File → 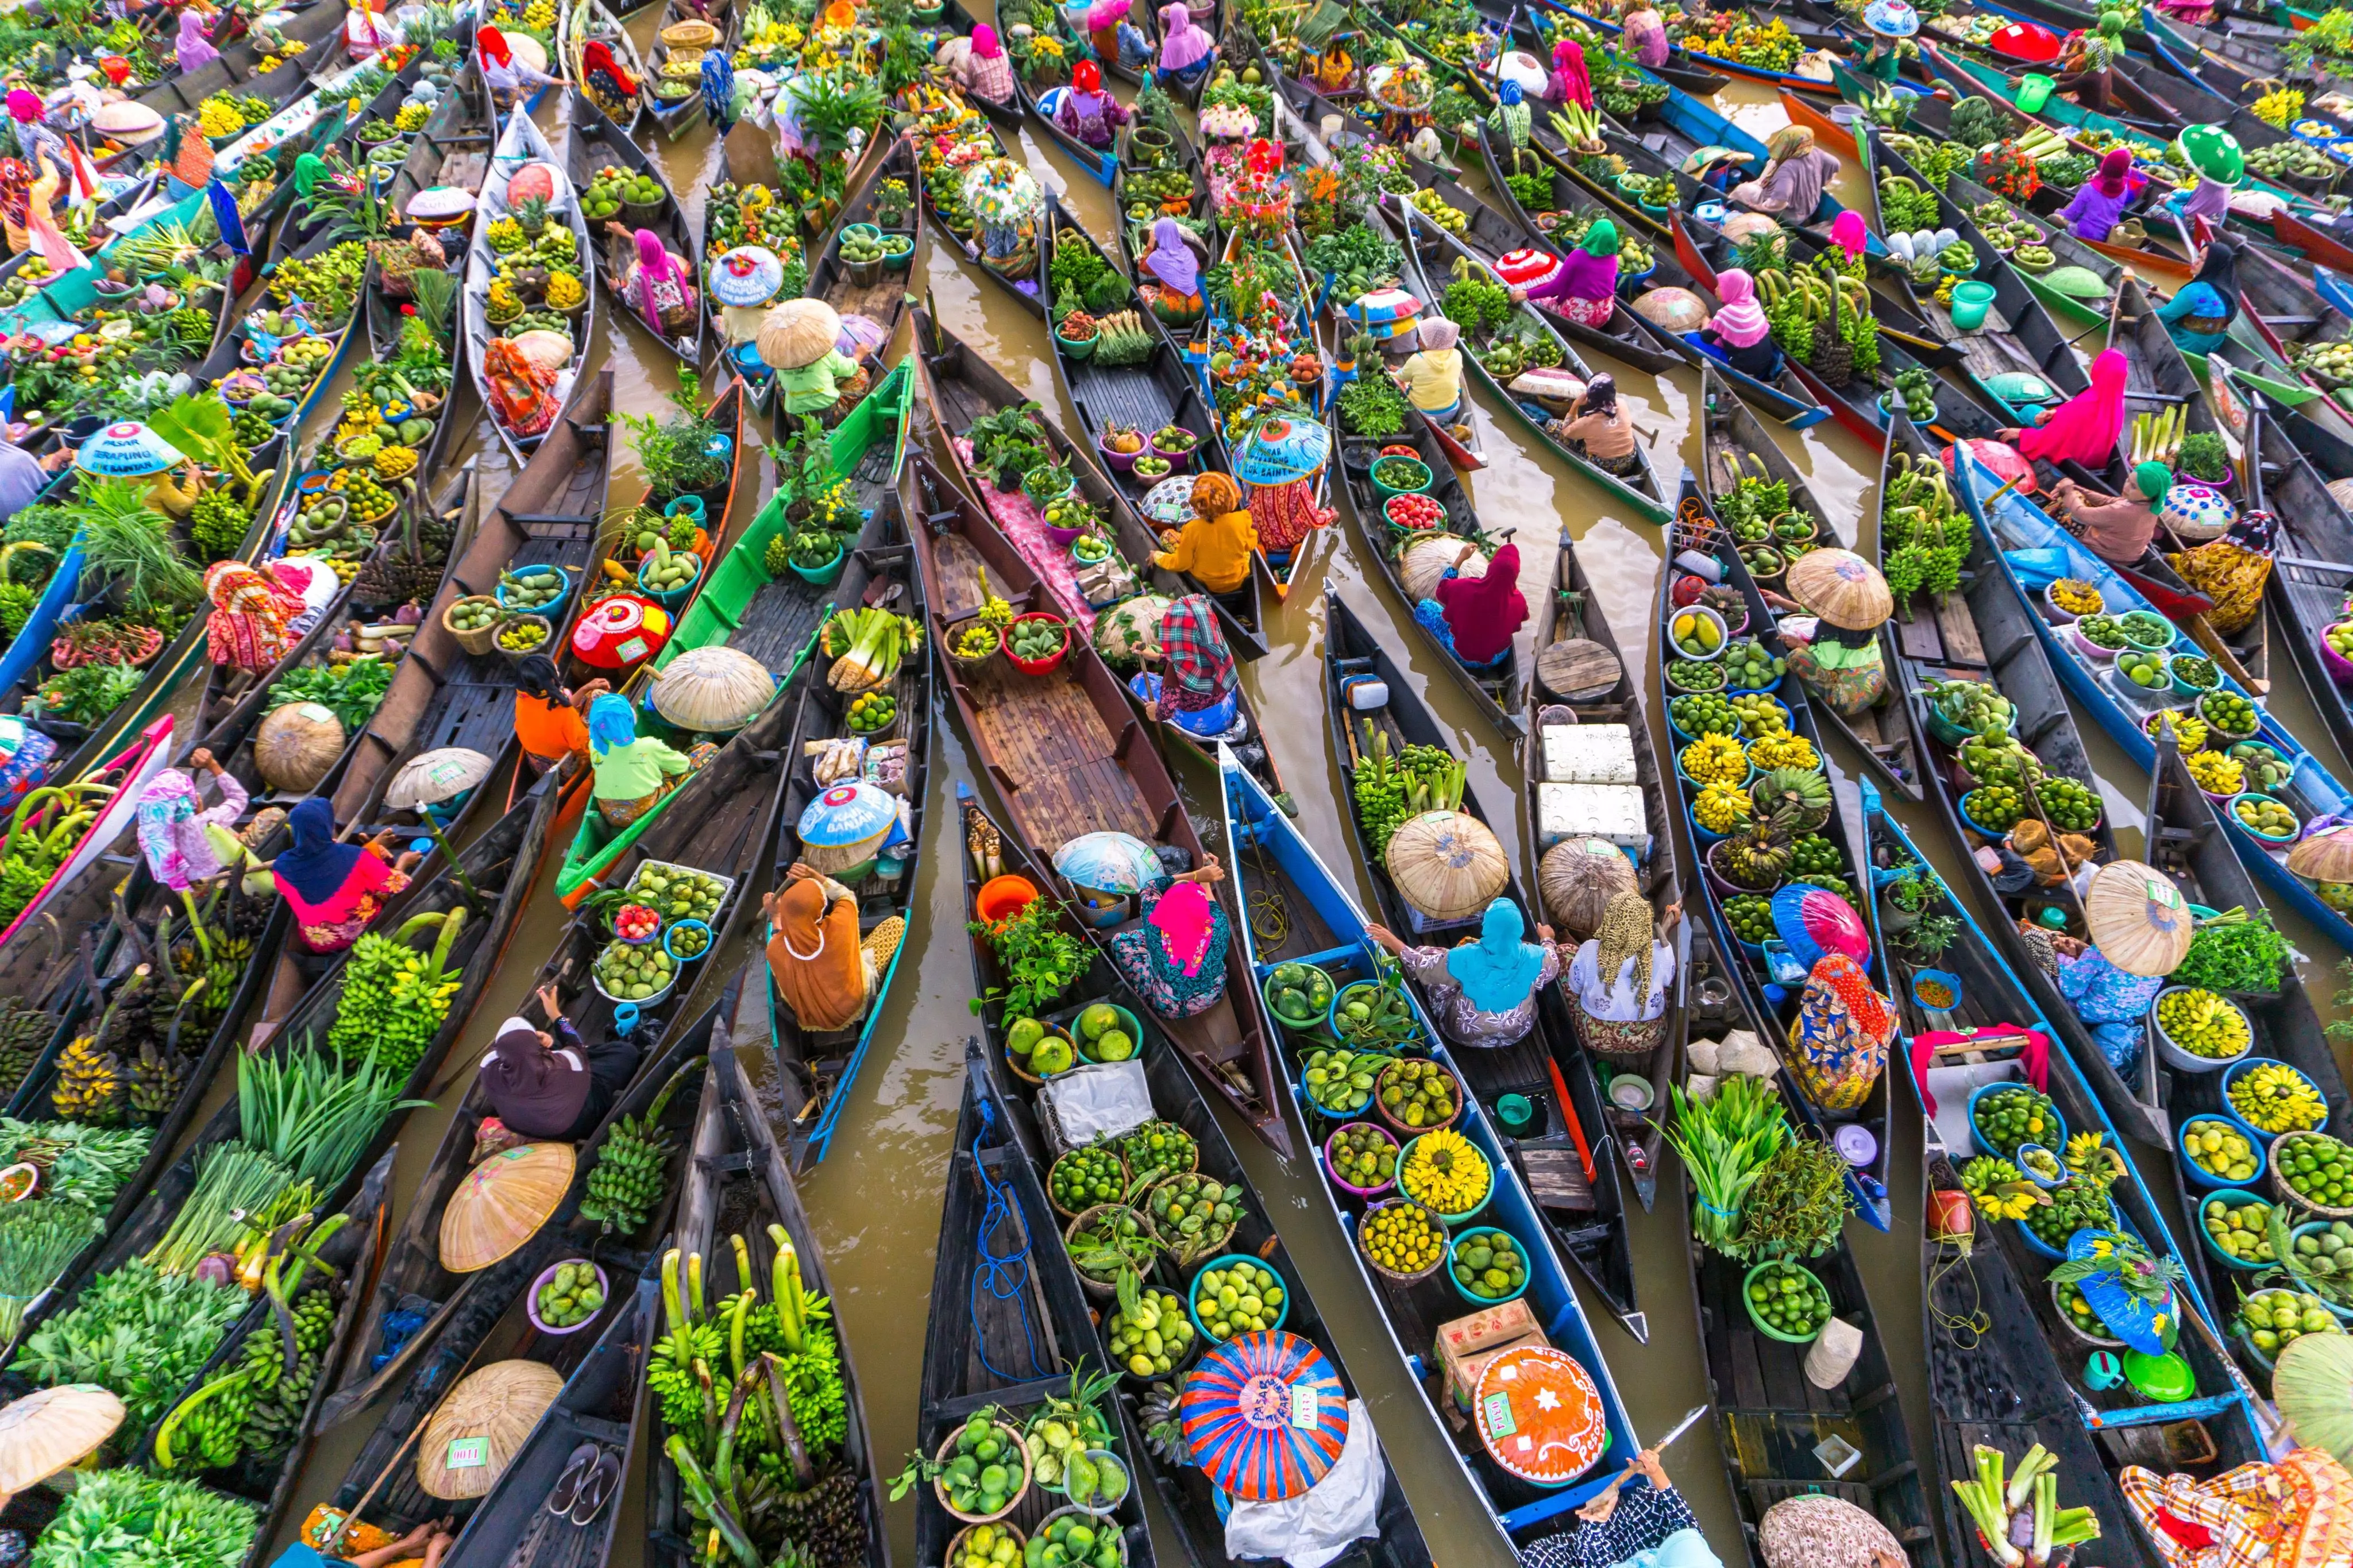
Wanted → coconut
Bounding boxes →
[504,161,556,208]
[253,702,345,792]
[1401,536,1487,603]
[650,644,775,732]
[1631,287,1710,335]
[1538,837,1640,939]
[1091,594,1174,671]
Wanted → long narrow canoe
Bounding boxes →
[464,107,597,466]
[568,87,708,365]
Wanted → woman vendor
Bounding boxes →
[1156,3,1215,87]
[1414,540,1527,669]
[1731,126,1839,220]
[270,1514,456,1568]
[1523,1448,1722,1568]
[587,694,713,828]
[709,245,783,360]
[580,38,639,110]
[1762,548,1893,717]
[1551,373,1640,476]
[1488,79,1534,168]
[1565,893,1680,1057]
[513,655,608,771]
[203,559,303,673]
[1548,37,1594,109]
[1695,268,1782,380]
[1509,221,1620,327]
[762,299,867,422]
[1758,1496,1908,1568]
[2166,123,2241,229]
[1129,596,1241,740]
[477,27,564,108]
[2000,347,2128,469]
[1108,854,1232,1018]
[1136,217,1205,323]
[1152,472,1256,594]
[1395,315,1466,427]
[1055,60,1129,149]
[1787,952,1896,1110]
[5,91,65,172]
[606,223,697,338]
[1618,0,1671,68]
[2120,1446,2353,1568]
[765,862,908,1032]
[1368,898,1558,1048]
[2054,11,2128,113]
[134,749,247,895]
[2155,239,2240,356]
[955,25,1017,105]
[2057,148,2142,243]
[271,797,422,956]
[479,983,642,1141]
[1852,0,1916,84]
[2048,462,2171,565]
[175,9,218,74]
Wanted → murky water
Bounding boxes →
[259,32,2353,1568]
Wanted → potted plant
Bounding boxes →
[874,176,913,231]
[616,374,731,504]
[1879,865,1945,932]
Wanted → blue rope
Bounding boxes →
[969,1099,1047,1381]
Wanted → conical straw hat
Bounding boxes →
[0,1386,121,1494]
[438,1142,576,1273]
[388,747,494,809]
[2081,859,2192,977]
[2289,825,2353,886]
[415,1360,563,1499]
[1785,549,1893,631]
[1384,810,1508,922]
[757,298,843,371]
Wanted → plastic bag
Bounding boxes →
[1038,1061,1154,1154]
[1223,1400,1383,1568]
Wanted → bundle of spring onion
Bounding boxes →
[2129,406,2188,468]
[1657,1074,1789,1254]
[823,607,923,692]
[0,1202,102,1342]
[144,1145,299,1278]
[240,1041,425,1190]
[1950,1443,2101,1567]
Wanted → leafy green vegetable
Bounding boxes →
[1337,376,1410,440]
[264,658,396,732]
[0,1119,153,1211]
[2171,909,2288,995]
[13,1257,247,1430]
[30,1466,259,1568]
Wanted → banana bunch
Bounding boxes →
[52,1035,122,1124]
[127,1040,184,1119]
[2231,1061,2327,1133]
[157,1286,335,1471]
[578,1104,674,1235]
[2254,85,2305,127]
[328,909,466,1076]
[648,1319,725,1430]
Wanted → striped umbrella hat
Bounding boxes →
[1179,1330,1348,1501]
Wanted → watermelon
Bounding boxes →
[506,161,557,207]
[2041,265,2110,300]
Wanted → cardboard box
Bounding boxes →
[1537,782,1651,855]
[1434,1299,1550,1412]
[1542,724,1637,785]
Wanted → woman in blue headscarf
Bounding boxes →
[1488,77,1534,168]
[271,797,422,956]
[1367,898,1560,1047]
[587,694,715,829]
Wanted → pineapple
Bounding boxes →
[513,194,549,236]
[52,1034,122,1123]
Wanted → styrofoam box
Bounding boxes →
[1542,724,1637,785]
[1537,782,1652,855]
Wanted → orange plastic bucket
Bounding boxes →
[975,875,1039,924]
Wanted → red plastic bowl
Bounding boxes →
[1005,612,1070,675]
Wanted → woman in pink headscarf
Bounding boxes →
[1829,210,1867,266]
[957,24,1015,105]
[1156,2,1215,87]
[608,225,697,338]
[1548,37,1594,109]
[176,10,218,74]
[1108,854,1232,1018]
[1698,268,1783,381]
[6,92,64,172]
[2058,148,2141,242]
[2003,349,2128,470]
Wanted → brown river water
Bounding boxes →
[234,27,2353,1567]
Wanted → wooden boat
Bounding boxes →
[1032,211,1282,655]
[1327,401,1526,738]
[934,0,1027,127]
[1321,589,1644,1335]
[260,52,428,273]
[922,112,1045,318]
[747,496,931,1171]
[903,454,1291,1156]
[643,0,733,138]
[1954,440,2353,965]
[1113,88,1218,299]
[566,0,649,134]
[1220,748,1650,1546]
[1521,530,1683,1210]
[1657,478,1898,1229]
[2253,395,2353,765]
[1697,366,1927,801]
[915,319,1294,810]
[1518,0,1842,91]
[1010,6,1127,183]
[959,795,1437,1568]
[1668,922,1945,1566]
[566,91,706,366]
[556,362,913,905]
[464,106,597,467]
[1889,793,2274,1566]
[913,1060,1156,1568]
[794,136,923,431]
[2142,4,2301,100]
[646,1035,888,1568]
[314,990,718,1430]
[1393,204,1672,520]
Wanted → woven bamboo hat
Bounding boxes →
[415,1360,564,1499]
[0,1386,122,1495]
[388,747,493,809]
[757,298,843,371]
[2082,859,2192,977]
[651,644,776,731]
[2289,825,2353,886]
[1785,549,1893,631]
[438,1142,576,1273]
[1384,810,1507,922]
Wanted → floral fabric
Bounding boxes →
[1109,877,1231,1018]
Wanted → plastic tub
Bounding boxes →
[1004,612,1071,675]
[1949,280,1997,332]
[1445,1225,1532,1307]
[1966,1080,2066,1161]
[788,540,846,586]
[526,1258,610,1335]
[2150,985,2254,1074]
[2168,650,2223,697]
[1148,428,1198,473]
[1368,455,1433,502]
[493,561,573,613]
[1740,1260,1830,1344]
[1324,1122,1399,1201]
[2069,620,2124,662]
[1070,1002,1142,1065]
[1396,1132,1493,1223]
[2179,1114,2266,1192]
[2198,1188,2278,1273]
[1185,1253,1291,1343]
[637,550,704,607]
[2222,1057,2327,1140]
[974,875,1038,924]
[662,918,712,965]
[1327,980,1422,1052]
[1957,789,2023,841]
[1665,604,1730,663]
[1262,964,1333,1033]
[2015,1198,2122,1260]
[2016,72,2057,111]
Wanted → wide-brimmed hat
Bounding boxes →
[1864,0,1918,36]
[2177,123,2244,185]
[1233,415,1329,486]
[757,298,844,370]
[90,101,163,144]
[76,422,183,476]
[708,245,783,308]
[1785,548,1893,630]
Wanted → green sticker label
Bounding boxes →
[1482,1391,1515,1438]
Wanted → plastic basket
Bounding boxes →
[1004,612,1071,675]
[2197,1188,2277,1274]
[1741,1260,1830,1344]
[2179,1114,2266,1192]
[1444,1225,1531,1306]
[526,1258,609,1335]
[1185,1253,1291,1343]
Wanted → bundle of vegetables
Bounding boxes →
[823,605,923,693]
[1337,374,1410,439]
[13,1256,249,1429]
[325,909,469,1076]
[264,658,395,732]
[2130,405,2188,466]
[1881,452,1970,605]
[1093,310,1155,368]
[144,1143,306,1279]
[240,1041,421,1191]
[0,1119,152,1212]
[1727,1133,1853,1260]
[968,897,1087,1018]
[1949,1443,2100,1566]
[1303,225,1403,299]
[153,1209,346,1473]
[652,1235,866,1568]
[27,1468,259,1568]
[1879,173,1940,233]
[1351,722,1464,855]
[0,1202,103,1342]
[2170,907,2287,995]
[1659,1073,1789,1254]
[1756,258,1877,380]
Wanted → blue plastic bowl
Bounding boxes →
[662,918,712,964]
[1967,1080,2067,1162]
[1185,1253,1291,1344]
[1444,1225,1532,1307]
[2198,1188,2277,1273]
[2220,1057,2326,1140]
[2180,1114,2267,1192]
